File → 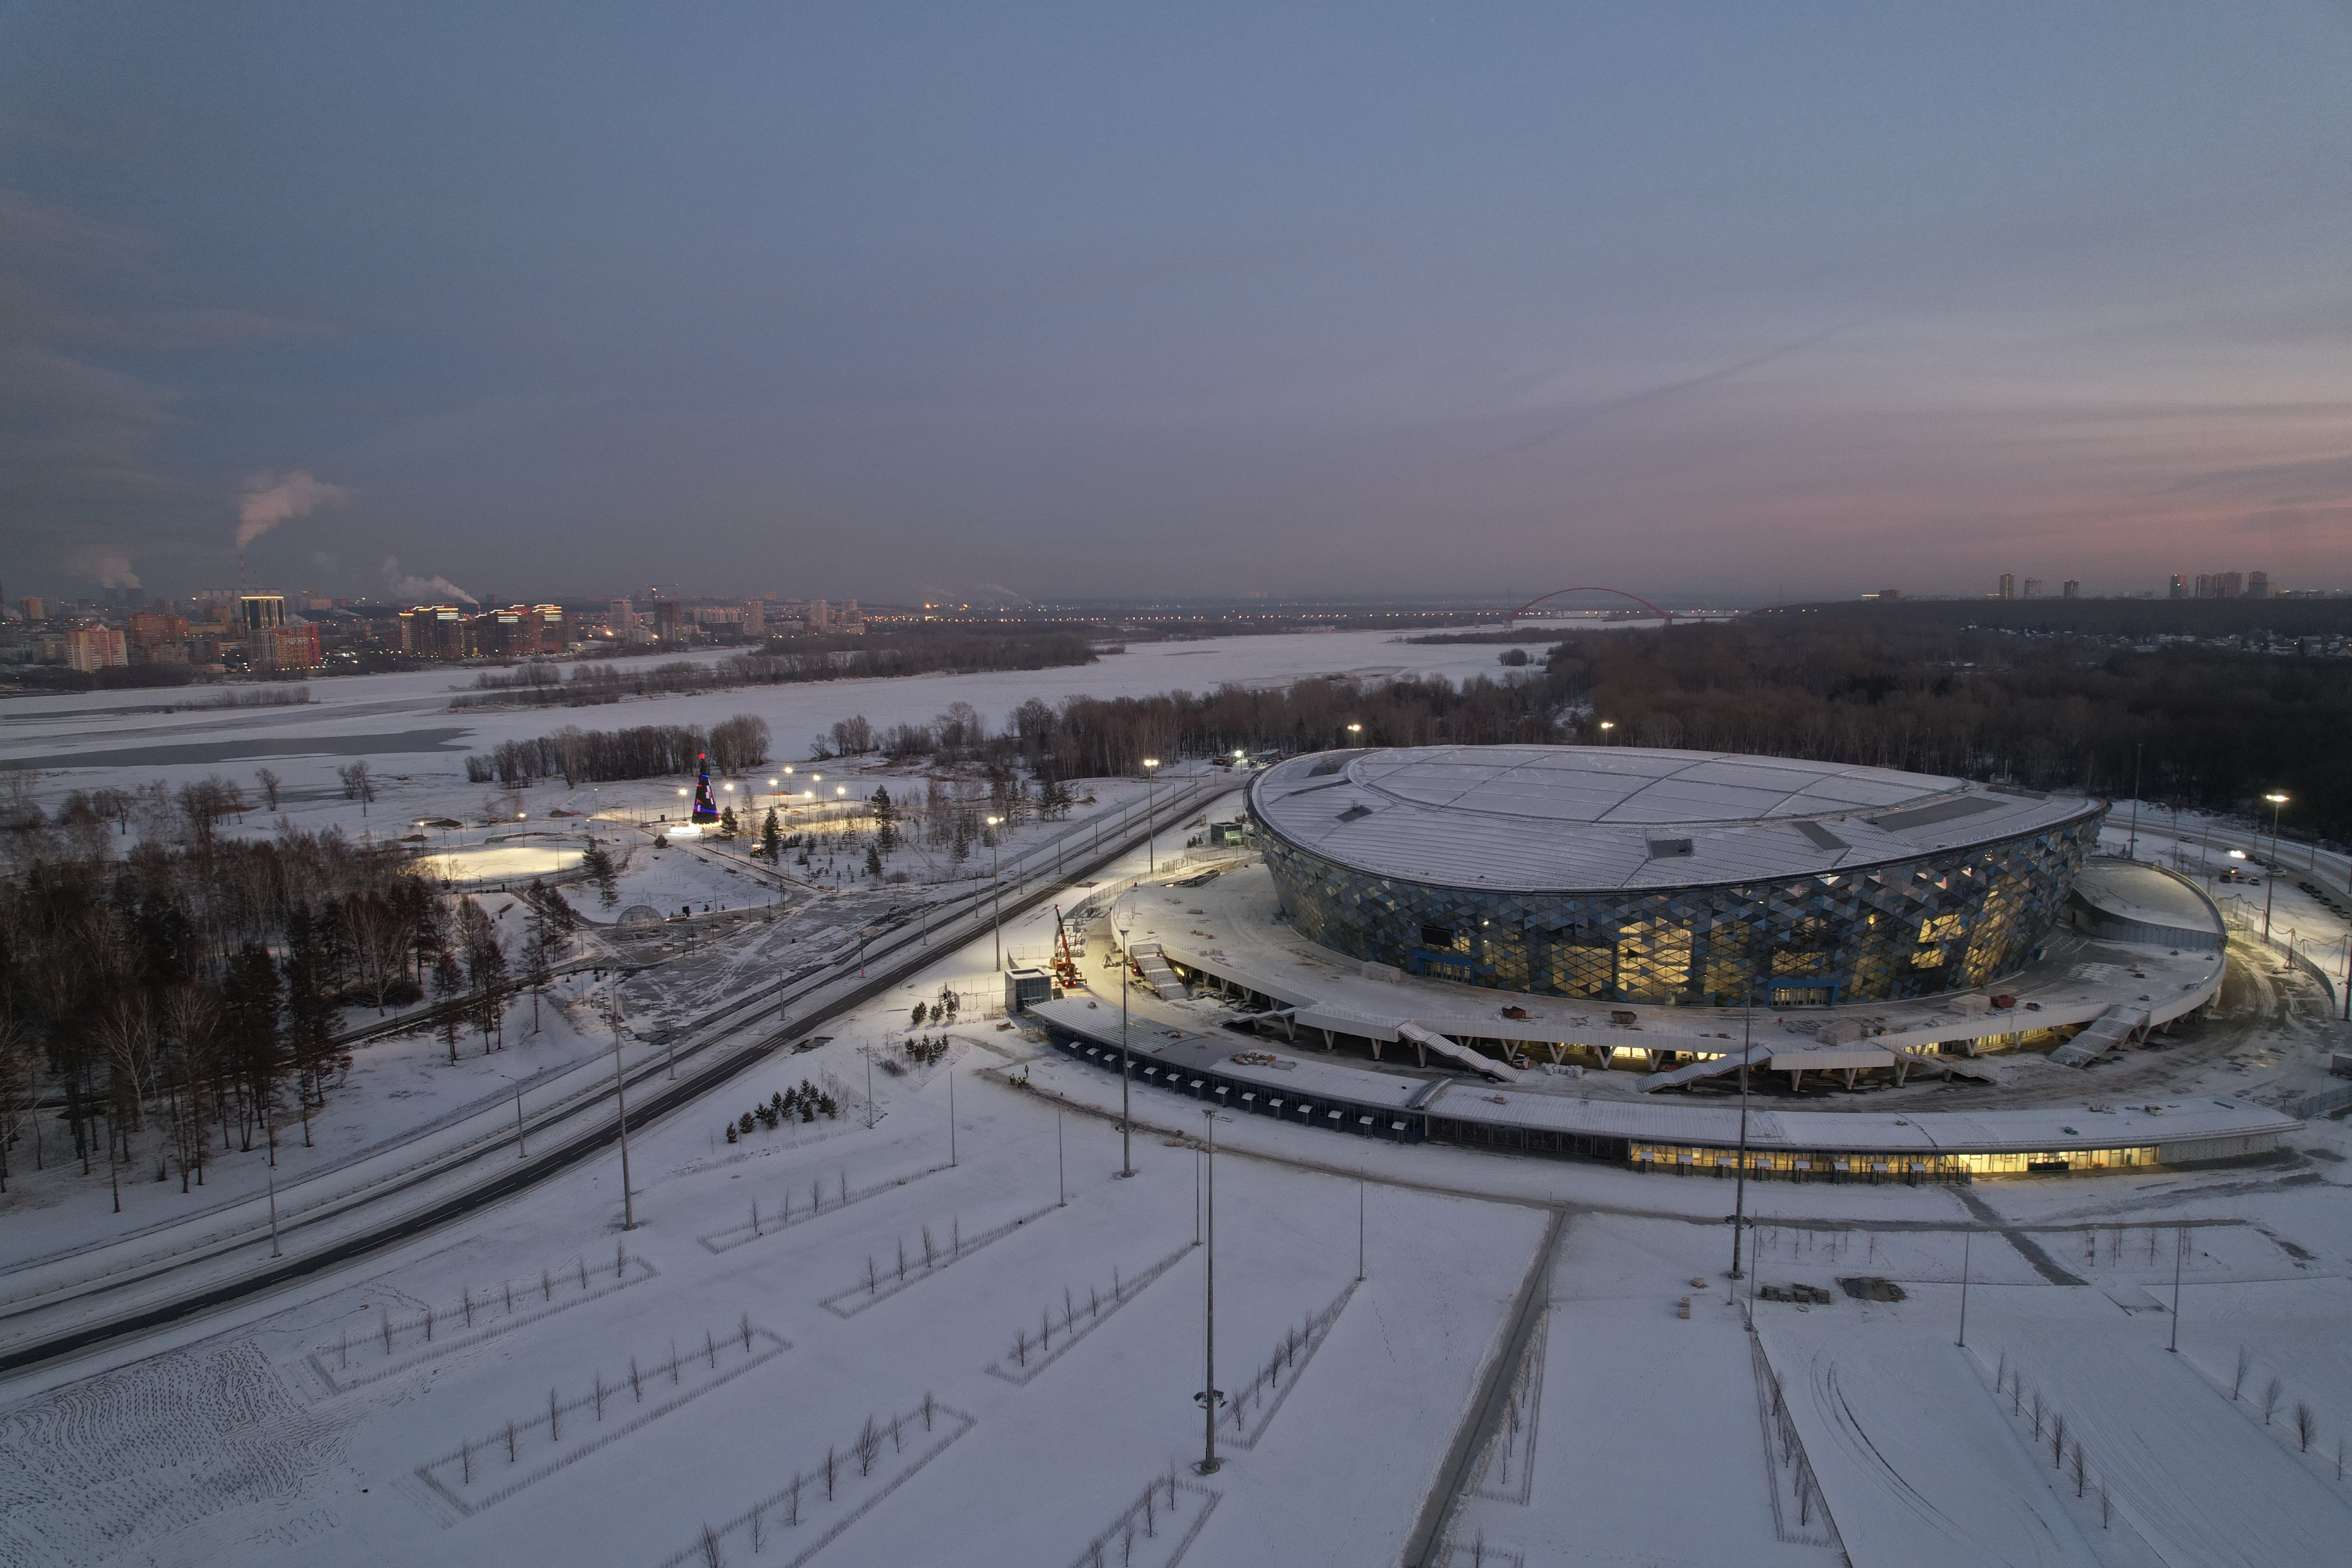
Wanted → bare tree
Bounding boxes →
[2262,1378,2284,1426]
[337,760,376,813]
[2294,1401,2317,1453]
[0,1011,29,1192]
[2050,1412,2066,1469]
[2070,1440,2086,1497]
[347,894,417,1015]
[2233,1345,2251,1400]
[254,768,282,811]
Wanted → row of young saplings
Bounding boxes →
[1008,1266,1136,1367]
[331,1245,631,1367]
[864,1220,968,1292]
[1217,1295,1348,1432]
[1763,1363,1830,1531]
[1992,1352,2132,1527]
[1071,1467,1201,1568]
[742,1169,857,1237]
[2223,1345,2343,1474]
[449,1317,768,1486]
[692,1394,947,1567]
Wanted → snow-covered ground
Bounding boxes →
[6,830,2350,1567]
[0,629,1527,826]
[8,641,2352,1567]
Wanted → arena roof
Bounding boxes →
[1248,745,2102,891]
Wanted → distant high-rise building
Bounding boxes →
[807,597,830,632]
[2168,575,2188,599]
[19,596,44,622]
[239,593,286,634]
[2022,578,2043,599]
[2061,580,2080,599]
[1998,574,2016,600]
[1875,588,1900,600]
[65,626,129,673]
[258,624,322,670]
[652,597,683,642]
[742,599,765,636]
[2247,571,2270,600]
[398,605,469,658]
[2195,572,2244,600]
[128,612,189,649]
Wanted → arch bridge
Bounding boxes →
[1505,586,1673,623]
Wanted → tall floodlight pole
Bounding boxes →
[2169,1223,2187,1351]
[1956,1228,1972,1348]
[986,816,1004,971]
[611,983,635,1231]
[2262,793,2289,939]
[1358,1171,1366,1282]
[1118,921,1135,1177]
[1729,987,1754,1281]
[1142,760,1160,874]
[1196,1109,1222,1474]
[1057,1112,1066,1207]
[2127,744,2143,859]
[263,1107,282,1259]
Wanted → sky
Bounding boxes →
[3,3,2349,606]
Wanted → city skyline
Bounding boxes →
[5,5,2349,601]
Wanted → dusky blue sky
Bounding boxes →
[4,3,2348,605]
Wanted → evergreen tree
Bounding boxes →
[466,917,509,1054]
[864,843,883,879]
[522,906,555,1034]
[222,942,285,1148]
[760,808,783,861]
[581,842,621,909]
[719,805,739,836]
[279,906,335,1143]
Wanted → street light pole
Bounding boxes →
[263,1108,282,1259]
[2263,792,2288,940]
[2127,743,2142,860]
[2168,1223,2186,1351]
[1196,1109,1222,1475]
[1142,760,1160,875]
[1730,986,1752,1281]
[987,816,1003,971]
[1956,1228,1972,1348]
[1118,922,1134,1177]
[611,984,635,1231]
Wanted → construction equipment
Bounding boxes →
[1050,905,1085,990]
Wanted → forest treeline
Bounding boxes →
[0,820,566,1192]
[820,620,2349,841]
[453,627,1099,710]
[1543,619,2352,841]
[465,714,771,785]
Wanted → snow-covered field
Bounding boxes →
[6,633,2352,1567]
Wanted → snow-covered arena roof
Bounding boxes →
[1248,744,2102,892]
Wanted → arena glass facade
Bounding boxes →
[1254,810,2106,1008]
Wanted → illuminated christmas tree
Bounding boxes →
[690,754,721,824]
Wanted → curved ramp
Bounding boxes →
[1397,1022,1519,1082]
